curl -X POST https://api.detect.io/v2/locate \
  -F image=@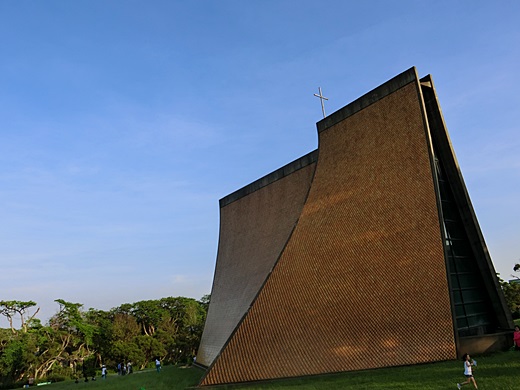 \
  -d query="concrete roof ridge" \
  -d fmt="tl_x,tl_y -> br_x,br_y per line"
317,66 -> 418,133
220,149 -> 318,207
